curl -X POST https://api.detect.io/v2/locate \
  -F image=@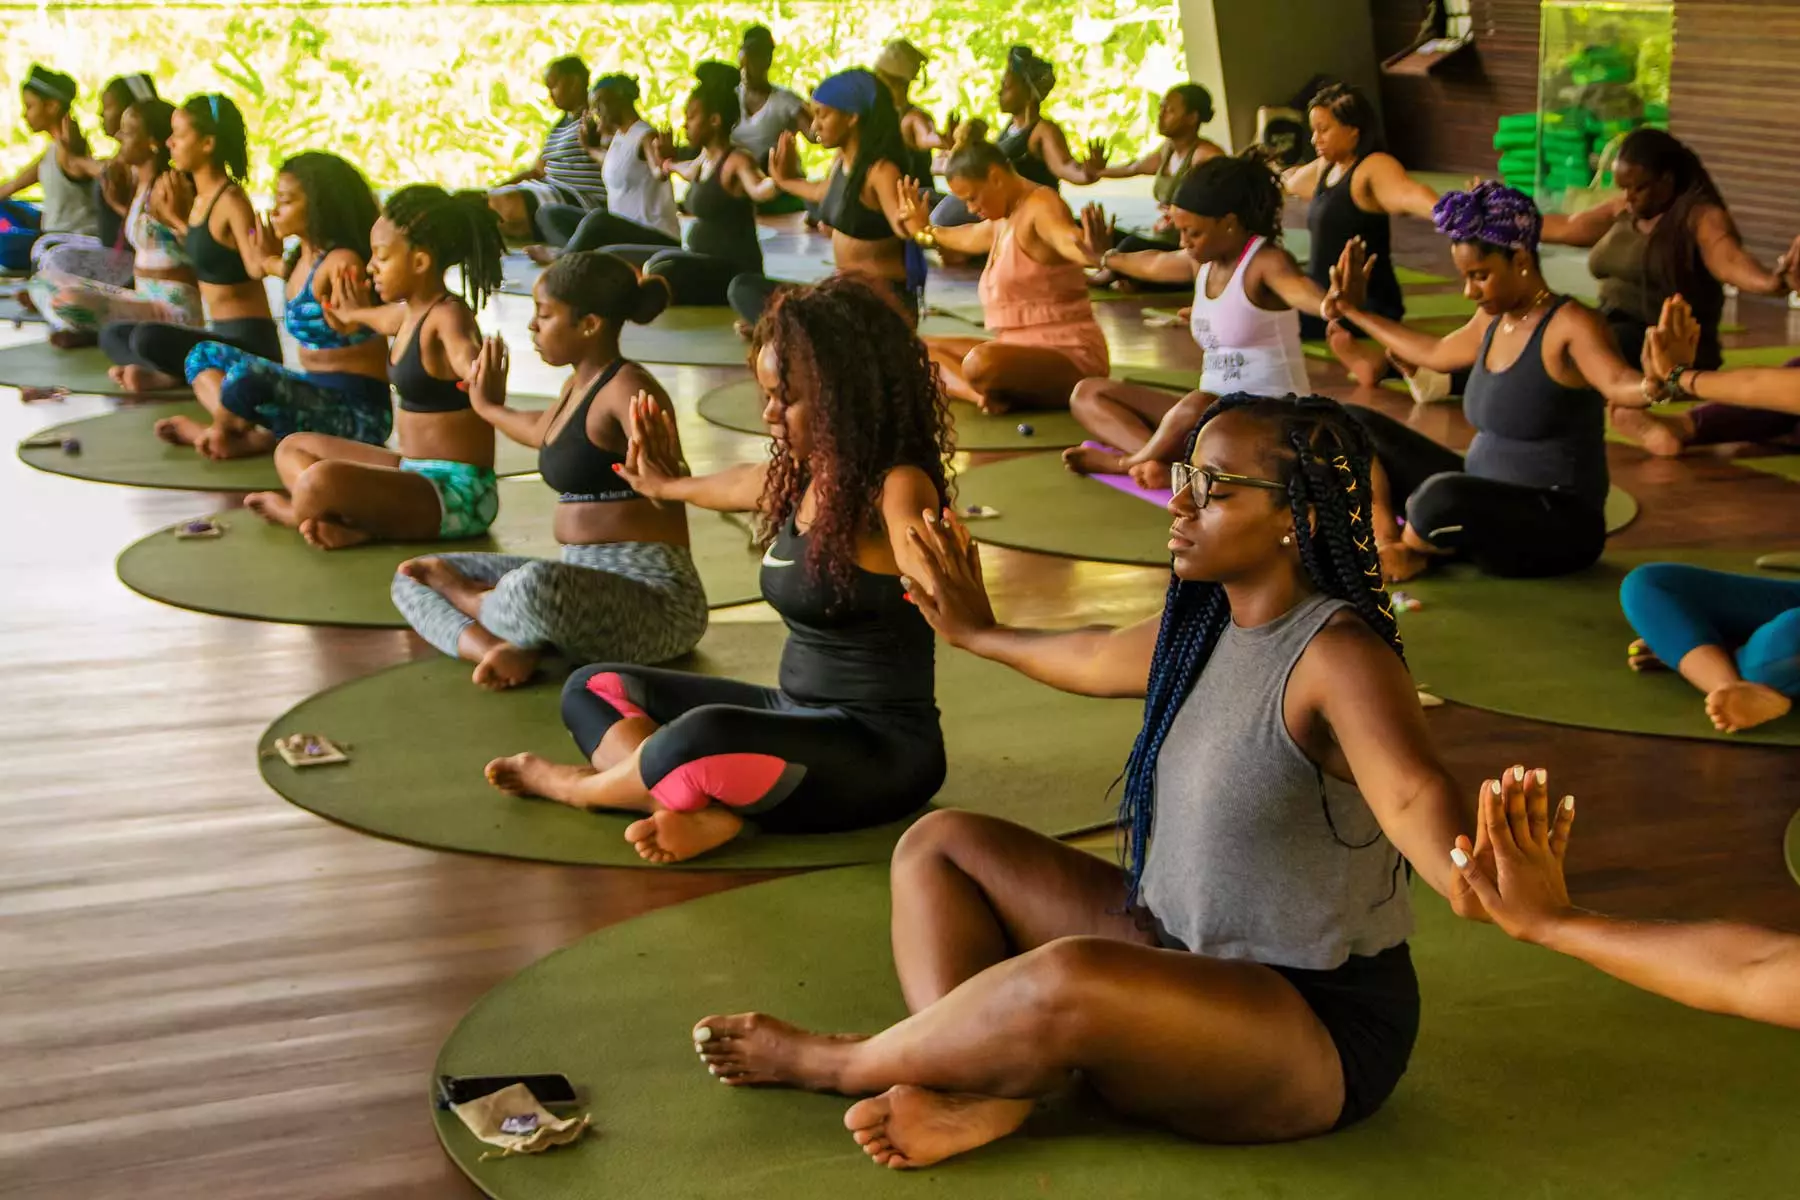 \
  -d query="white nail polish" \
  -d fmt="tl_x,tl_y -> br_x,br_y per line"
694,1026 -> 713,1042
708,1065 -> 719,1076
1512,765 -> 1525,783
1450,847 -> 1470,868
1534,768 -> 1547,786
1488,779 -> 1501,796
1561,795 -> 1575,812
